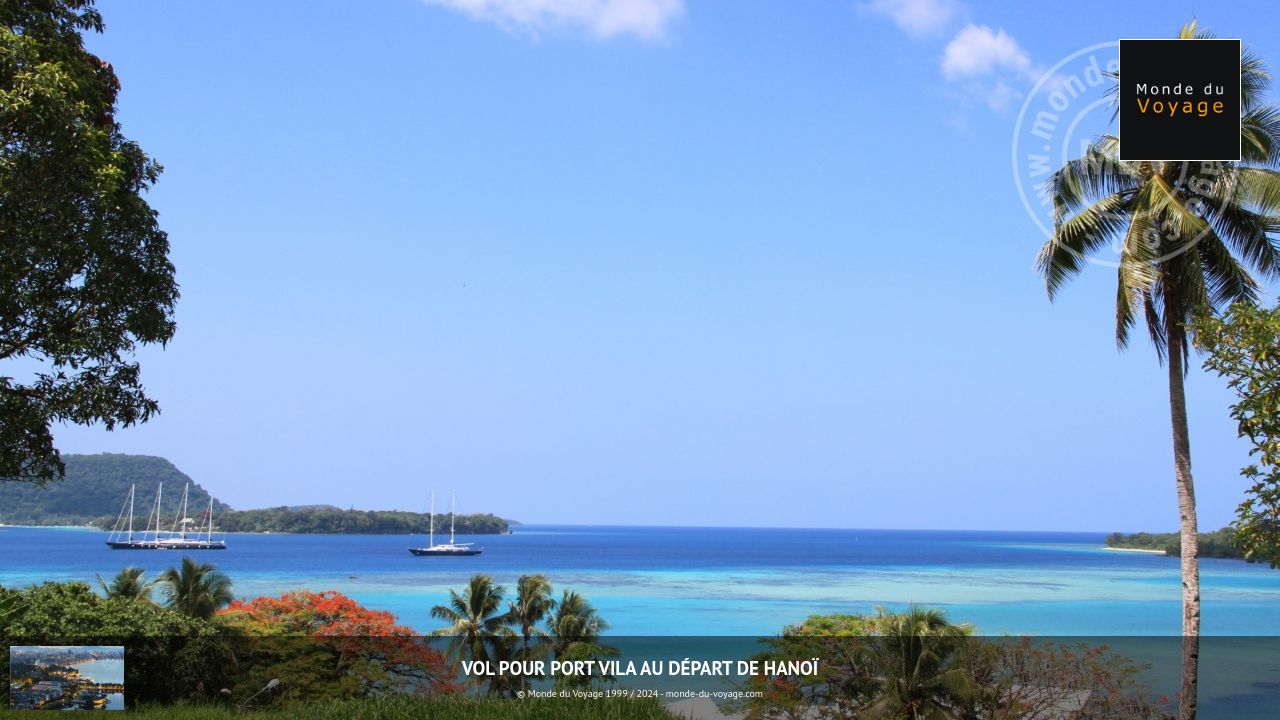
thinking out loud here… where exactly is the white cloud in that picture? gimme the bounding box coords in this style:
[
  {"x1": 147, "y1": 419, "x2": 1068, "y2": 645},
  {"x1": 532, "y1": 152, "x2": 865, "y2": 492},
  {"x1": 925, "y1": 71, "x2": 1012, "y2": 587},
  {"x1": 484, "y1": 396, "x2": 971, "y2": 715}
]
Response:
[
  {"x1": 941, "y1": 24, "x2": 1036, "y2": 81},
  {"x1": 939, "y1": 24, "x2": 1045, "y2": 112},
  {"x1": 419, "y1": 0, "x2": 684, "y2": 40},
  {"x1": 862, "y1": 0, "x2": 962, "y2": 38}
]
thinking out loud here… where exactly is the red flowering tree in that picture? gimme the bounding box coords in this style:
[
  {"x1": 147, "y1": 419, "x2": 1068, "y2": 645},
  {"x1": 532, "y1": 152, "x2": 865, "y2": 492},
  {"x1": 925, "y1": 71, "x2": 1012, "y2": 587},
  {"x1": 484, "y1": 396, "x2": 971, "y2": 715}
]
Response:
[{"x1": 218, "y1": 591, "x2": 458, "y2": 702}]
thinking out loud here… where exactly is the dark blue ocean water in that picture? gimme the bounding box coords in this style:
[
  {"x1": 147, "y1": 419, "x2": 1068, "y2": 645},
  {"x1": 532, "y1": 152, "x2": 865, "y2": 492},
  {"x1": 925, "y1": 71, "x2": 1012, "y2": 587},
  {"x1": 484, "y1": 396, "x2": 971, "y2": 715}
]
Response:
[
  {"x1": 1, "y1": 524, "x2": 1277, "y2": 636},
  {"x1": 4, "y1": 525, "x2": 1279, "y2": 718}
]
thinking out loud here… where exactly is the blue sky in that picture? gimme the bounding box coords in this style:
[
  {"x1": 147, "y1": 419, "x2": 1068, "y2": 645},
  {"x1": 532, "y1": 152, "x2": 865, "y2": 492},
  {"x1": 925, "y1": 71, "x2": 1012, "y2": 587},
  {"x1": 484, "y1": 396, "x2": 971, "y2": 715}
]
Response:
[{"x1": 54, "y1": 0, "x2": 1280, "y2": 530}]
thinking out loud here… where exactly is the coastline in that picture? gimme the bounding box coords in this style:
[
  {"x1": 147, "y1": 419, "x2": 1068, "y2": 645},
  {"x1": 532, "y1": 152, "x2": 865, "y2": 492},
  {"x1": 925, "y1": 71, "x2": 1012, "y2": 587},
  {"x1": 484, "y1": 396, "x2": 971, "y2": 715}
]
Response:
[{"x1": 1102, "y1": 546, "x2": 1169, "y2": 554}]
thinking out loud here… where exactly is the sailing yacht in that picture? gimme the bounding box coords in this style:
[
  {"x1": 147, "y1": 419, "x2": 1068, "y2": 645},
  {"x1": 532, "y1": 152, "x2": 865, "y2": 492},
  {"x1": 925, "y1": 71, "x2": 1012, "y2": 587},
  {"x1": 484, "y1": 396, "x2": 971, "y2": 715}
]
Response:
[
  {"x1": 106, "y1": 482, "x2": 227, "y2": 550},
  {"x1": 409, "y1": 492, "x2": 483, "y2": 556}
]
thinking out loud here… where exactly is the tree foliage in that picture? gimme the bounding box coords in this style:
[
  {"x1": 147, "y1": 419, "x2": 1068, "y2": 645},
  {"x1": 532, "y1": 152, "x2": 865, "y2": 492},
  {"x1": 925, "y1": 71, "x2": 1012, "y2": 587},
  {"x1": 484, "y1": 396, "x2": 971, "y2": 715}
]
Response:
[
  {"x1": 0, "y1": 453, "x2": 511, "y2": 533},
  {"x1": 743, "y1": 610, "x2": 1173, "y2": 720},
  {"x1": 214, "y1": 506, "x2": 509, "y2": 535},
  {"x1": 429, "y1": 575, "x2": 615, "y2": 695},
  {"x1": 1105, "y1": 527, "x2": 1256, "y2": 561},
  {"x1": 1194, "y1": 302, "x2": 1280, "y2": 567},
  {"x1": 157, "y1": 557, "x2": 234, "y2": 620},
  {"x1": 0, "y1": 454, "x2": 223, "y2": 525},
  {"x1": 0, "y1": 580, "x2": 232, "y2": 705},
  {"x1": 97, "y1": 565, "x2": 157, "y2": 603},
  {"x1": 1, "y1": 0, "x2": 178, "y2": 485},
  {"x1": 217, "y1": 590, "x2": 458, "y2": 702}
]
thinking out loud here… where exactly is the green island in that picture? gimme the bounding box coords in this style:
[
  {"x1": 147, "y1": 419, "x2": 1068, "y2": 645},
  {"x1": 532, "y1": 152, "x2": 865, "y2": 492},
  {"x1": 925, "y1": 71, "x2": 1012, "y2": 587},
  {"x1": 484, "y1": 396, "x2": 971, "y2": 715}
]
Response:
[
  {"x1": 0, "y1": 454, "x2": 510, "y2": 535},
  {"x1": 1105, "y1": 528, "x2": 1250, "y2": 561}
]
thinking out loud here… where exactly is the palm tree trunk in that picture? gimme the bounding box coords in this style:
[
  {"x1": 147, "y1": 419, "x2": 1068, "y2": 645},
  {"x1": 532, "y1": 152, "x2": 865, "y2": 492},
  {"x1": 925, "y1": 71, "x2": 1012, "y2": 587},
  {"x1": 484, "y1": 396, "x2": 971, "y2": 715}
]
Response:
[{"x1": 1165, "y1": 295, "x2": 1200, "y2": 720}]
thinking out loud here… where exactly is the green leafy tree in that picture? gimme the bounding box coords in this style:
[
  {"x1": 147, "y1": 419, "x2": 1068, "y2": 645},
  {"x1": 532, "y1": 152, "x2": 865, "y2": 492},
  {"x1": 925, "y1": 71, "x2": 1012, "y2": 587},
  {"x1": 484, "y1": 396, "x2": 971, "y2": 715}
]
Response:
[
  {"x1": 744, "y1": 611, "x2": 1172, "y2": 720},
  {"x1": 0, "y1": 0, "x2": 177, "y2": 485},
  {"x1": 216, "y1": 590, "x2": 458, "y2": 701},
  {"x1": 1034, "y1": 22, "x2": 1280, "y2": 720},
  {"x1": 97, "y1": 565, "x2": 156, "y2": 604},
  {"x1": 157, "y1": 557, "x2": 234, "y2": 620},
  {"x1": 1, "y1": 581, "x2": 231, "y2": 705},
  {"x1": 1195, "y1": 302, "x2": 1280, "y2": 566}
]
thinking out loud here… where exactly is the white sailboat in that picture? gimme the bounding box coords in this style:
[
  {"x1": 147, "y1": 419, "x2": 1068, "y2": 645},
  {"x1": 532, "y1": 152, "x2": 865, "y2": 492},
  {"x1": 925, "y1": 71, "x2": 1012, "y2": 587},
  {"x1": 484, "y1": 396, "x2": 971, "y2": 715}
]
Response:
[
  {"x1": 106, "y1": 482, "x2": 227, "y2": 550},
  {"x1": 409, "y1": 491, "x2": 483, "y2": 556}
]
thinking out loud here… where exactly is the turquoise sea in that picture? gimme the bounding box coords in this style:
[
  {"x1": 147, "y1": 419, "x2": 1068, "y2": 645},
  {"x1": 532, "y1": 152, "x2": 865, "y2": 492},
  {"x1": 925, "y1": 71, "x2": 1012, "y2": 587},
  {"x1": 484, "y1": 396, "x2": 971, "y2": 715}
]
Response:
[{"x1": 1, "y1": 524, "x2": 1276, "y2": 636}]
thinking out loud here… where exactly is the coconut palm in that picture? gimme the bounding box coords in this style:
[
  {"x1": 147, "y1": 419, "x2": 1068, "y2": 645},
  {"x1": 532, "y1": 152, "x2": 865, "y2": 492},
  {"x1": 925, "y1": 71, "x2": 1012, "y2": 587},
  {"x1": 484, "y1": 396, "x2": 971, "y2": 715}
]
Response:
[
  {"x1": 1036, "y1": 21, "x2": 1280, "y2": 720},
  {"x1": 859, "y1": 607, "x2": 975, "y2": 720},
  {"x1": 502, "y1": 574, "x2": 554, "y2": 690},
  {"x1": 97, "y1": 566, "x2": 156, "y2": 604},
  {"x1": 545, "y1": 589, "x2": 616, "y2": 689},
  {"x1": 546, "y1": 589, "x2": 608, "y2": 657},
  {"x1": 429, "y1": 574, "x2": 515, "y2": 671},
  {"x1": 506, "y1": 574, "x2": 555, "y2": 653},
  {"x1": 156, "y1": 557, "x2": 234, "y2": 619}
]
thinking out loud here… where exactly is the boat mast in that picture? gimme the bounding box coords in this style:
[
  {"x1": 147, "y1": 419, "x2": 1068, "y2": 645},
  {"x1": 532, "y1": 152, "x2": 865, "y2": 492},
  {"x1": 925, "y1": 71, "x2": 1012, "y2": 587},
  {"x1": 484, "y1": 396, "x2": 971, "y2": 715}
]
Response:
[
  {"x1": 450, "y1": 493, "x2": 456, "y2": 544},
  {"x1": 151, "y1": 483, "x2": 163, "y2": 542},
  {"x1": 171, "y1": 483, "x2": 189, "y2": 538},
  {"x1": 127, "y1": 484, "x2": 135, "y2": 542},
  {"x1": 206, "y1": 496, "x2": 214, "y2": 542},
  {"x1": 181, "y1": 484, "x2": 190, "y2": 538},
  {"x1": 429, "y1": 490, "x2": 435, "y2": 547}
]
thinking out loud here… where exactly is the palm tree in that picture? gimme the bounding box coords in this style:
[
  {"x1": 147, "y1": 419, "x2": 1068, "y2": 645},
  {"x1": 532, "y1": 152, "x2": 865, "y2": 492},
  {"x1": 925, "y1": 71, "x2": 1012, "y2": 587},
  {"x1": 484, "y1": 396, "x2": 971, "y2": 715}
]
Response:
[
  {"x1": 429, "y1": 574, "x2": 515, "y2": 672},
  {"x1": 506, "y1": 574, "x2": 555, "y2": 654},
  {"x1": 546, "y1": 589, "x2": 608, "y2": 657},
  {"x1": 545, "y1": 589, "x2": 616, "y2": 689},
  {"x1": 502, "y1": 574, "x2": 554, "y2": 690},
  {"x1": 156, "y1": 557, "x2": 234, "y2": 619},
  {"x1": 97, "y1": 566, "x2": 156, "y2": 604},
  {"x1": 860, "y1": 607, "x2": 975, "y2": 720},
  {"x1": 1036, "y1": 21, "x2": 1280, "y2": 720}
]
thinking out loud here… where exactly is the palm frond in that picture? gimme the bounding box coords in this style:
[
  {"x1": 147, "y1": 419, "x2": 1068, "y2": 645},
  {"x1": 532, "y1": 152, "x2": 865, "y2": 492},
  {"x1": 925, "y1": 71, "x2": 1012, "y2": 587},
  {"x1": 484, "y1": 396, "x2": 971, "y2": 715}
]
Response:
[
  {"x1": 1195, "y1": 231, "x2": 1262, "y2": 309},
  {"x1": 1048, "y1": 143, "x2": 1139, "y2": 222},
  {"x1": 1038, "y1": 193, "x2": 1131, "y2": 298},
  {"x1": 1242, "y1": 48, "x2": 1273, "y2": 115},
  {"x1": 1115, "y1": 212, "x2": 1159, "y2": 349},
  {"x1": 1241, "y1": 105, "x2": 1280, "y2": 165}
]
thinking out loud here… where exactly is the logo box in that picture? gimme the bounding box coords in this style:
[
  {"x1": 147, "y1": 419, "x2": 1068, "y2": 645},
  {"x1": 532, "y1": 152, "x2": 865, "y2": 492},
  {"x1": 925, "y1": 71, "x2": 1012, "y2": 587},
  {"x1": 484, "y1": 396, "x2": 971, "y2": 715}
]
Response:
[{"x1": 1119, "y1": 38, "x2": 1241, "y2": 161}]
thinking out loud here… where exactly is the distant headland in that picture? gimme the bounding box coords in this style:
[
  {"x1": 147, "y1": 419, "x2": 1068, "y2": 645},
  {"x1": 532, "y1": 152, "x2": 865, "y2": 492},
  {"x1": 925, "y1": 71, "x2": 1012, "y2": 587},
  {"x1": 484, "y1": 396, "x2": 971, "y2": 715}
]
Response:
[
  {"x1": 0, "y1": 453, "x2": 511, "y2": 535},
  {"x1": 1105, "y1": 527, "x2": 1256, "y2": 562}
]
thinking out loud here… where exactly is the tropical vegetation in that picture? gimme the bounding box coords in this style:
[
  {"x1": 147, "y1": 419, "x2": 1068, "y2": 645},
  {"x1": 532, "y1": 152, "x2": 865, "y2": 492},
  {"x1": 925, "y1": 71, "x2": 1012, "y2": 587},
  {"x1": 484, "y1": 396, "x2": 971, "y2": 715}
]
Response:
[
  {"x1": 158, "y1": 558, "x2": 235, "y2": 620},
  {"x1": 0, "y1": 0, "x2": 179, "y2": 486},
  {"x1": 1105, "y1": 527, "x2": 1256, "y2": 561},
  {"x1": 0, "y1": 696, "x2": 674, "y2": 720},
  {"x1": 0, "y1": 453, "x2": 509, "y2": 534},
  {"x1": 2, "y1": 561, "x2": 460, "y2": 709},
  {"x1": 1194, "y1": 301, "x2": 1280, "y2": 567},
  {"x1": 213, "y1": 506, "x2": 508, "y2": 535},
  {"x1": 98, "y1": 566, "x2": 158, "y2": 604},
  {"x1": 0, "y1": 579, "x2": 234, "y2": 705},
  {"x1": 0, "y1": 454, "x2": 223, "y2": 526},
  {"x1": 743, "y1": 609, "x2": 1172, "y2": 720},
  {"x1": 1034, "y1": 20, "x2": 1280, "y2": 720},
  {"x1": 430, "y1": 574, "x2": 614, "y2": 694},
  {"x1": 217, "y1": 590, "x2": 457, "y2": 700}
]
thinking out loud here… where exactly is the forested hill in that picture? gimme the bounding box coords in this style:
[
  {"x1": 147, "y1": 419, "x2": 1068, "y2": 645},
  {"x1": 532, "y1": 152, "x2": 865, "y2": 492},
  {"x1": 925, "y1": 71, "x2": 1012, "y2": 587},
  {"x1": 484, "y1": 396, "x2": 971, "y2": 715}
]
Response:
[
  {"x1": 0, "y1": 453, "x2": 510, "y2": 534},
  {"x1": 0, "y1": 454, "x2": 226, "y2": 526}
]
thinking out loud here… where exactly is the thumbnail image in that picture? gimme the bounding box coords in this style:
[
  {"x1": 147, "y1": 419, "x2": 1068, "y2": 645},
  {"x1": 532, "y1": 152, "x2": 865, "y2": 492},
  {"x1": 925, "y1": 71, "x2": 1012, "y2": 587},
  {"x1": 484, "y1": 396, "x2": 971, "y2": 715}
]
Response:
[{"x1": 8, "y1": 646, "x2": 123, "y2": 711}]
